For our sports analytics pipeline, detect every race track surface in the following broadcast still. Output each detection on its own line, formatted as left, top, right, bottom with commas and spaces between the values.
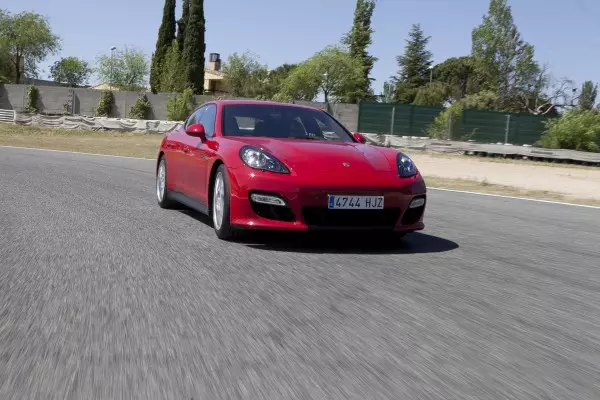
1, 146, 600, 399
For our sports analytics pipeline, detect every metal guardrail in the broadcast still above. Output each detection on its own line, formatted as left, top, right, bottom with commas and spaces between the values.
361, 134, 600, 165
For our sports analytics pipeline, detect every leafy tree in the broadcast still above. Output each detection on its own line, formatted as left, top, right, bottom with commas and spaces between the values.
263, 63, 297, 100
177, 0, 190, 51
0, 44, 12, 83
412, 82, 449, 107
578, 81, 598, 111
150, 0, 176, 93
96, 46, 149, 91
471, 0, 541, 111
0, 9, 61, 83
277, 46, 362, 103
341, 0, 377, 103
182, 0, 206, 94
222, 51, 268, 98
49, 57, 92, 87
538, 110, 600, 152
392, 23, 433, 104
158, 41, 185, 93
432, 56, 482, 100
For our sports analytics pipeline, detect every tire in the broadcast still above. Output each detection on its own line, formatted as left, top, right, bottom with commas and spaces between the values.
156, 155, 176, 209
211, 164, 236, 240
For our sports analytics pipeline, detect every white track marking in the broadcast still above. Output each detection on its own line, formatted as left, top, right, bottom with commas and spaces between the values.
428, 187, 600, 209
0, 145, 155, 160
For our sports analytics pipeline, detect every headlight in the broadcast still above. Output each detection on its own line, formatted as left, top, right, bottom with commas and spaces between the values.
240, 146, 289, 173
397, 153, 417, 177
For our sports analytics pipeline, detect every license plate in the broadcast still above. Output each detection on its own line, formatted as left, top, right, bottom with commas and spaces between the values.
327, 195, 384, 210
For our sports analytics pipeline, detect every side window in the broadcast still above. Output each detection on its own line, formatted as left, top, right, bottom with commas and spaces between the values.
199, 104, 217, 137
185, 106, 205, 129
184, 113, 196, 129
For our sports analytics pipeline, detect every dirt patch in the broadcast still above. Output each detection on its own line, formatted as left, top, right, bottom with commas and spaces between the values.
411, 154, 600, 201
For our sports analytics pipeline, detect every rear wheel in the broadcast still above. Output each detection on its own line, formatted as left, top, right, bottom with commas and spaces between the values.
212, 165, 236, 240
156, 156, 175, 209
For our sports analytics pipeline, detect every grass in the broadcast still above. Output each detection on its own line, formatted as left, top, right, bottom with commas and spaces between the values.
0, 123, 162, 159
1, 123, 598, 207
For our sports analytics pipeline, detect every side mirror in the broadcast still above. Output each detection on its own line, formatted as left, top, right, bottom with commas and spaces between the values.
352, 132, 367, 144
185, 123, 206, 140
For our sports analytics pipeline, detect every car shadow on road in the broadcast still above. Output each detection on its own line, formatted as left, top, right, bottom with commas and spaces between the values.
176, 207, 458, 255
238, 231, 458, 255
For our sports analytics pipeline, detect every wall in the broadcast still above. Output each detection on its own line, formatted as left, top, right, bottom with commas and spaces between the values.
0, 84, 360, 130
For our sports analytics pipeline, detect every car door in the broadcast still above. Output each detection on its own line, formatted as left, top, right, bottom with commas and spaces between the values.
166, 112, 197, 193
187, 103, 217, 204
179, 106, 206, 195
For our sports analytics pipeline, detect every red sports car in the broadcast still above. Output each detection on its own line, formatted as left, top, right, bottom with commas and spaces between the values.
155, 100, 427, 240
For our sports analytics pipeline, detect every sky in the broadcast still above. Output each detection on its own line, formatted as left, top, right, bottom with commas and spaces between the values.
3, 0, 600, 96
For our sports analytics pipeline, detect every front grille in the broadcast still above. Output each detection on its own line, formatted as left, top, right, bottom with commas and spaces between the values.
250, 202, 296, 222
302, 207, 401, 229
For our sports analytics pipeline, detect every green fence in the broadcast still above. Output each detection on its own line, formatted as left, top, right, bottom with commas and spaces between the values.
357, 102, 556, 145
358, 103, 443, 137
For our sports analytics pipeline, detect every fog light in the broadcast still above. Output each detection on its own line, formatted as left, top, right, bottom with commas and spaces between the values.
250, 193, 286, 206
409, 197, 425, 208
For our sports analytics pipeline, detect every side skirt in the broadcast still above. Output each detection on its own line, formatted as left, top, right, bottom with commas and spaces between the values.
170, 191, 209, 215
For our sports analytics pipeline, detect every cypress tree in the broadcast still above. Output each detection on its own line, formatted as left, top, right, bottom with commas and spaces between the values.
342, 0, 377, 103
150, 0, 177, 93
177, 0, 190, 52
182, 0, 206, 94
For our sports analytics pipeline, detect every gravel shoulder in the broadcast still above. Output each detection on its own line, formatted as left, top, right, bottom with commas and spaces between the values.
412, 154, 600, 202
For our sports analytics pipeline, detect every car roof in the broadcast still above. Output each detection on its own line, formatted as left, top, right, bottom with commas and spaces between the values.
214, 99, 323, 111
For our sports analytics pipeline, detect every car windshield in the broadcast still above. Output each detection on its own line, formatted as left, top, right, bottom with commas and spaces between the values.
221, 103, 355, 142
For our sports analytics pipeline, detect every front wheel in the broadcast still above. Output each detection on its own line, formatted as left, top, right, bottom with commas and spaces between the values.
212, 165, 236, 240
156, 156, 175, 209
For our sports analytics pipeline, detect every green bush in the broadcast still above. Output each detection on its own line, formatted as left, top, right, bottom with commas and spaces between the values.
426, 102, 463, 139
96, 90, 114, 117
24, 85, 39, 113
426, 91, 499, 140
166, 88, 195, 121
537, 109, 600, 152
129, 93, 152, 120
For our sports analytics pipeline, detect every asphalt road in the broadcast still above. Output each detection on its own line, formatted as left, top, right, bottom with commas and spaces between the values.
1, 146, 600, 400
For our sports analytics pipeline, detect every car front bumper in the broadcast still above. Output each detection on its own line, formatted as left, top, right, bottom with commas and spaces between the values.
227, 166, 427, 232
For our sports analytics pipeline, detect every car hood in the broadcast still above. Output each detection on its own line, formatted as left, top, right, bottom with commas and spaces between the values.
227, 137, 395, 174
